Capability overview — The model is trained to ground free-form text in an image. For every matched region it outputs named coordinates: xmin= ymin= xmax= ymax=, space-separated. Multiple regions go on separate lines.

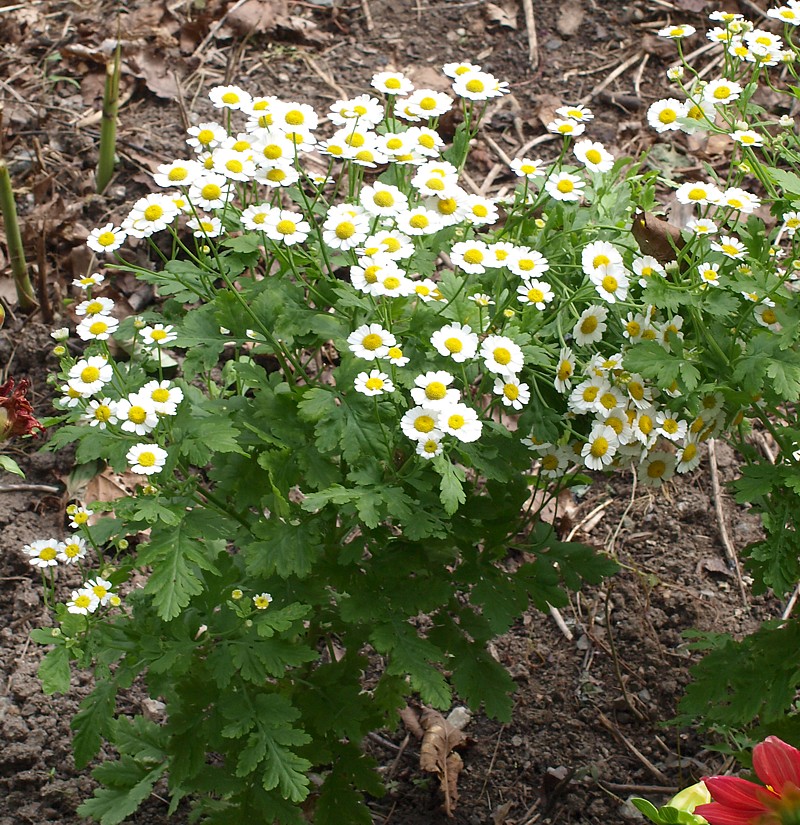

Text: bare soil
xmin=0 ymin=0 xmax=784 ymax=823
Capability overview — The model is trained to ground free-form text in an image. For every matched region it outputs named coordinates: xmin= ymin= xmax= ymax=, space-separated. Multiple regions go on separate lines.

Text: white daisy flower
xmin=410 ymin=371 xmax=460 ymax=409
xmin=480 ymin=335 xmax=524 ymax=376
xmin=354 ymin=369 xmax=394 ymax=396
xmin=86 ymin=224 xmax=127 ymax=254
xmin=703 ymin=78 xmax=743 ymax=104
xmin=127 ymin=442 xmax=168 ymax=475
xmin=430 ymin=323 xmax=479 ymax=363
xmin=450 ymin=240 xmax=491 ymax=274
xmin=508 ymin=247 xmax=550 ymax=279
xmin=711 ymin=235 xmax=747 ymax=259
xmin=493 ymin=376 xmax=530 ymax=410
xmin=545 ymin=171 xmax=584 ymax=202
xmin=556 ymin=104 xmax=594 ymax=121
xmin=66 ymin=588 xmax=99 ymax=615
xmin=57 ymin=536 xmax=87 ymax=564
xmin=416 ymin=435 xmax=444 ymax=459
xmin=371 ymin=70 xmax=414 ymax=95
xmin=554 ymin=346 xmax=575 ymax=393
xmin=360 ymin=182 xmax=408 ymax=218
xmin=400 ymin=406 xmax=442 ymax=441
xmin=75 ymin=297 xmax=115 ymax=317
xmin=82 ymin=398 xmax=118 ymax=429
xmin=582 ymin=424 xmax=619 ymax=470
xmin=590 ymin=264 xmax=629 ymax=303
xmin=574 ymin=140 xmax=614 ymax=173
xmin=647 ymin=98 xmax=686 ymax=133
xmin=68 ymin=356 xmax=113 ymax=395
xmin=572 ymin=305 xmax=608 ymax=346
xmin=675 ymin=180 xmax=723 ymax=205
xmin=516 ymin=280 xmax=554 ymax=310
xmin=209 ymin=85 xmax=252 ymax=110
xmin=547 ymin=119 xmax=586 ymax=137
xmin=188 ymin=174 xmax=232 ymax=210
xmin=438 ymin=402 xmax=483 ymax=442
xmin=23 ymin=538 xmax=60 ymax=568
xmin=639 ymin=451 xmax=677 ymax=487
xmin=139 ymin=324 xmax=177 ymax=347
xmin=347 ymin=323 xmax=396 ymax=361
xmin=139 ymin=380 xmax=184 ymax=416
xmin=116 ymin=395 xmax=159 ymax=436
xmin=510 ymin=157 xmax=545 ymax=179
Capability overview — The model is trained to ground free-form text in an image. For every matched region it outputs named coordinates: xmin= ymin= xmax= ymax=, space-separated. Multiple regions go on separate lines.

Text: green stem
xmin=96 ymin=47 xmax=121 ymax=194
xmin=0 ymin=160 xmax=37 ymax=312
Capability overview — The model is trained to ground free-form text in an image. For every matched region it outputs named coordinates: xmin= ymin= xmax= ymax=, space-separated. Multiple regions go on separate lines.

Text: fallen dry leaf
xmin=631 ymin=210 xmax=685 ymax=265
xmin=484 ymin=2 xmax=517 ymax=29
xmin=556 ymin=0 xmax=584 ymax=38
xmin=419 ymin=708 xmax=466 ymax=818
xmin=226 ymin=0 xmax=286 ymax=34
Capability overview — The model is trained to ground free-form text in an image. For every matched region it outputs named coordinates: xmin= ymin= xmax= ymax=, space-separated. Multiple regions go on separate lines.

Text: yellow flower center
xmin=473 ymin=204 xmax=488 ymax=217
xmin=285 ymin=109 xmax=304 ymax=125
xmin=463 ymin=249 xmax=483 ymax=265
xmin=385 ymin=77 xmax=401 ymax=89
xmin=466 ymin=79 xmax=485 ymax=93
xmin=409 ymin=214 xmax=429 ymax=229
xmin=583 ymin=386 xmax=599 ymax=402
xmin=448 ymin=414 xmax=465 ymax=429
xmin=419 ymin=96 xmax=437 ymax=110
xmin=221 ymin=92 xmax=239 ymax=104
xmin=600 ymin=392 xmax=617 ymax=410
xmin=386 ymin=137 xmax=403 ymax=150
xmin=277 ymin=219 xmax=297 ymax=235
xmin=383 ymin=276 xmax=401 ymax=290
xmin=346 ymin=132 xmax=366 ymax=147
xmin=557 ymin=179 xmax=574 ymax=193
xmin=682 ymin=443 xmax=697 ymax=462
xmin=659 ymin=109 xmax=677 ymax=124
xmin=585 ymin=149 xmax=601 ymax=164
xmin=581 ymin=316 xmax=598 ymax=334
xmin=197 ymin=129 xmax=214 ymax=145
xmin=129 ymin=406 xmax=147 ymax=424
xmin=425 ymin=381 xmax=447 ymax=400
xmin=629 ymin=382 xmax=644 ymax=400
xmin=423 ymin=439 xmax=439 ymax=453
xmin=336 ymin=221 xmax=356 ymax=239
xmin=168 ymin=167 xmax=188 ymax=181
xmin=437 ymin=198 xmax=458 ymax=215
xmin=365 ymin=377 xmax=384 ymax=391
xmin=593 ymin=254 xmax=610 ymax=268
xmin=762 ymin=308 xmax=777 ymax=324
xmin=383 ymin=237 xmax=401 ymax=252
xmin=542 ymin=454 xmax=559 ymax=470
xmin=713 ymin=85 xmax=731 ymax=100
xmin=151 ymin=329 xmax=167 ymax=341
xmin=444 ymin=337 xmax=463 ymax=353
xmin=89 ymin=320 xmax=109 ymax=335
xmin=226 ymin=159 xmax=244 ymax=174
xmin=95 ymin=405 xmax=112 ymax=422
xmin=201 ymin=183 xmax=221 ymax=200
xmin=40 ymin=546 xmax=57 ymax=561
xmin=648 ymin=460 xmax=666 ymax=478
xmin=362 ymin=333 xmax=383 ymax=350
xmin=85 ymin=301 xmax=103 ymax=314
xmin=527 ymin=288 xmax=545 ymax=303
xmin=267 ymin=169 xmax=286 ymax=182
xmin=74 ymin=594 xmax=92 ymax=609
xmin=687 ymin=187 xmax=707 ymax=201
xmin=415 ymin=415 xmax=436 ymax=433
xmin=374 ymin=191 xmax=395 ymax=207
xmin=138 ymin=451 xmax=156 ymax=467
xmin=557 ymin=361 xmax=572 ymax=380
xmin=503 ymin=383 xmax=519 ymax=400
xmin=144 ymin=204 xmax=164 ymax=222
xmin=639 ymin=415 xmax=653 ymax=434
xmin=590 ymin=437 xmax=609 ymax=457
xmin=493 ymin=347 xmax=511 ymax=365
xmin=364 ymin=265 xmax=380 ymax=283
xmin=97 ymin=231 xmax=116 ymax=246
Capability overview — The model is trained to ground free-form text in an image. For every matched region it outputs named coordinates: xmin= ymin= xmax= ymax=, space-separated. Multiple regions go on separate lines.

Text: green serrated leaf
xmin=78 ymin=757 xmax=166 ymax=825
xmin=38 ymin=646 xmax=71 ymax=695
xmin=72 ymin=680 xmax=117 ymax=768
xmin=434 ymin=457 xmax=466 ymax=515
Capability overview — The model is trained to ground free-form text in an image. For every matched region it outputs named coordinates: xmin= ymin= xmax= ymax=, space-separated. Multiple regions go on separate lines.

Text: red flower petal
xmin=754 ymin=736 xmax=800 ymax=793
xmin=695 ymin=800 xmax=764 ymax=825
xmin=703 ymin=776 xmax=773 ymax=811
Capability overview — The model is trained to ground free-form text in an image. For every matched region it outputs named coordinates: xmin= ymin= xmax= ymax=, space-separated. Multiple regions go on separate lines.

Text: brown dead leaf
xmin=534 ymin=94 xmax=563 ymax=130
xmin=696 ymin=557 xmax=731 ymax=577
xmin=274 ymin=14 xmax=331 ymax=44
xmin=631 ymin=210 xmax=685 ymax=265
xmin=556 ymin=0 xmax=584 ymax=38
xmin=400 ymin=705 xmax=425 ymax=739
xmin=675 ymin=0 xmax=709 ymax=11
xmin=85 ymin=467 xmax=140 ymax=506
xmin=226 ymin=0 xmax=286 ymax=34
xmin=641 ymin=34 xmax=677 ymax=59
xmin=492 ymin=800 xmax=514 ymax=824
xmin=419 ymin=708 xmax=466 ymax=817
xmin=126 ymin=50 xmax=181 ymax=100
xmin=484 ymin=2 xmax=517 ymax=29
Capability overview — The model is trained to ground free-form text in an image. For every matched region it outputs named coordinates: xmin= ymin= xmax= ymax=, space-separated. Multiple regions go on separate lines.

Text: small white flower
xmin=480 ymin=336 xmax=524 ymax=376
xmin=347 ymin=323 xmax=396 ymax=361
xmin=68 ymin=356 xmax=113 ymax=395
xmin=23 ymin=538 xmax=60 ymax=568
xmin=410 ymin=371 xmax=460 ymax=409
xmin=430 ymin=323 xmax=479 ymax=363
xmin=127 ymin=443 xmax=168 ymax=475
xmin=139 ymin=324 xmax=177 ymax=347
xmin=545 ymin=171 xmax=584 ymax=202
xmin=116 ymin=395 xmax=159 ymax=436
xmin=86 ymin=224 xmax=127 ymax=254
xmin=493 ymin=376 xmax=530 ymax=410
xmin=438 ymin=402 xmax=483 ymax=442
xmin=76 ymin=314 xmax=119 ymax=341
xmin=354 ymin=369 xmax=394 ymax=396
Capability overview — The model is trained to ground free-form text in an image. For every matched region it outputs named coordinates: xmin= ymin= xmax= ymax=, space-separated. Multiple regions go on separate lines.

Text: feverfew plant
xmin=23 ymin=14 xmax=800 ymax=816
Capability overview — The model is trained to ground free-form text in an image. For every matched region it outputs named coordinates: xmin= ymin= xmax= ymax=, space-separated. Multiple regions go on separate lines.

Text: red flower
xmin=0 ymin=377 xmax=44 ymax=440
xmin=696 ymin=736 xmax=800 ymax=825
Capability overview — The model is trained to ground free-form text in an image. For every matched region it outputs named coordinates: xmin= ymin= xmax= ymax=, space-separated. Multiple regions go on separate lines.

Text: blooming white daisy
xmin=572 ymin=305 xmax=608 ymax=346
xmin=86 ymin=224 xmax=127 ymax=254
xmin=209 ymin=85 xmax=252 ymax=110
xmin=350 ymin=256 xmax=403 ymax=295
xmin=582 ymin=424 xmax=619 ymax=470
xmin=677 ymin=438 xmax=702 ymax=473
xmin=632 ymin=256 xmax=666 ymax=287
xmin=647 ymin=98 xmax=686 ymax=133
xmin=153 ymin=159 xmax=203 ymax=189
xmin=438 ymin=402 xmax=483 ymax=442
xmin=516 ymin=279 xmax=554 ymax=310
xmin=545 ymin=171 xmax=584 ymax=202
xmin=405 ymin=125 xmax=444 ymax=158
xmin=411 ymin=278 xmax=441 ymax=302
xmin=430 ymin=323 xmax=479 ymax=363
xmin=116 ymin=395 xmax=159 ymax=436
xmin=371 ymin=70 xmax=414 ymax=95
xmin=123 ymin=193 xmax=180 ymax=238
xmin=401 ymin=88 xmax=453 ymax=120
xmin=347 ymin=323 xmax=396 ymax=361
xmin=57 ymin=383 xmax=85 ymax=407
xmin=416 ymin=435 xmax=444 ymax=459
xmin=686 ymin=217 xmax=718 ymax=236
xmin=329 ymin=94 xmax=385 ymax=128
xmin=72 ymin=273 xmax=105 ymax=289
xmin=658 ymin=23 xmax=696 ymax=38
xmin=462 ymin=195 xmax=499 ymax=226
xmin=493 ymin=376 xmax=530 ymax=410
xmin=675 ymin=180 xmax=722 ymax=205
xmin=187 ymin=216 xmax=224 ymax=238
xmin=82 ymin=398 xmax=118 ymax=429
xmin=703 ymin=78 xmax=743 ymax=104
xmin=656 ymin=411 xmax=688 ymax=441
xmin=425 ymin=192 xmax=466 ymax=227
xmin=189 ymin=174 xmax=232 ymax=210
xmin=139 ymin=324 xmax=177 ymax=347
xmin=400 ymin=406 xmax=442 ymax=441
xmin=263 ymin=210 xmax=311 ymax=246
xmin=139 ymin=380 xmax=184 ymax=416
xmin=718 ymin=187 xmax=760 ymax=213
xmin=127 ymin=443 xmax=168 ymax=475
xmin=76 ymin=297 xmax=115 ymax=317
xmin=508 ymin=247 xmax=550 ymax=279
xmin=639 ymin=451 xmax=677 ymax=487
xmin=373 ymin=270 xmax=415 ymax=298
xmin=211 ymin=147 xmax=257 ymax=182
xmin=354 ymin=369 xmax=395 ymax=396
xmin=240 ymin=203 xmax=279 ymax=231
xmin=186 ymin=122 xmax=227 ymax=152
xmin=322 ymin=206 xmax=370 ymax=250
xmin=75 ymin=314 xmax=118 ymax=342
xmin=537 ymin=445 xmax=571 ymax=478
xmin=85 ymin=577 xmax=114 ymax=606
xmin=510 ymin=157 xmax=545 ymax=179
xmin=556 ymin=104 xmax=594 ymax=122
xmin=23 ymin=538 xmax=60 ymax=568
xmin=582 ymin=241 xmax=623 ymax=277
xmin=450 ymin=240 xmax=491 ymax=274
xmin=396 ymin=206 xmax=443 ymax=236
xmin=710 ymin=235 xmax=747 ymax=259
xmin=66 ymin=588 xmax=99 ymax=615
xmin=568 ymin=377 xmax=610 ymax=415
xmin=480 ymin=335 xmax=524 ymax=376
xmin=554 ymin=346 xmax=575 ymax=393
xmin=54 ymin=540 xmax=84 ymax=571
xmin=360 ymin=182 xmax=408 ymax=218
xmin=755 ymin=303 xmax=780 ymax=329
xmin=731 ymin=129 xmax=763 ymax=147
xmin=387 ymin=346 xmax=410 ymax=367
xmin=68 ymin=356 xmax=113 ymax=395
xmin=443 ymin=61 xmax=482 ymax=78
xmin=547 ymin=119 xmax=586 ymax=137
xmin=361 ymin=230 xmax=415 ymax=260
xmin=452 ymin=70 xmax=509 ymax=100
xmin=698 ymin=261 xmax=721 ymax=287
xmin=625 ymin=374 xmax=654 ymax=410
xmin=590 ymin=265 xmax=629 ymax=303
xmin=410 ymin=371 xmax=460 ymax=409
xmin=574 ymin=140 xmax=614 ymax=173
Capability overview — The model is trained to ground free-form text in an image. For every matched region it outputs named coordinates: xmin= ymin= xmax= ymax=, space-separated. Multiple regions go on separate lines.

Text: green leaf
xmin=451 ymin=650 xmax=514 ymax=721
xmin=72 ymin=679 xmax=117 ymax=768
xmin=435 ymin=457 xmax=466 ymax=515
xmin=732 ymin=464 xmax=779 ymax=503
xmin=78 ymin=757 xmax=167 ymax=825
xmin=138 ymin=524 xmax=223 ymax=620
xmin=38 ymin=646 xmax=70 ymax=695
xmin=0 ymin=455 xmax=24 ymax=477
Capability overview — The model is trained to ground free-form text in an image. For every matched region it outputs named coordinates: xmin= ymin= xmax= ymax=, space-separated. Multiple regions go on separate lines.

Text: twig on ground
xmin=565 ymin=499 xmax=612 ymax=542
xmin=191 ymin=0 xmax=249 ymax=59
xmin=300 ymin=54 xmax=348 ymax=100
xmin=548 ymin=604 xmax=574 ymax=640
xmin=633 ymin=53 xmax=649 ymax=99
xmin=360 ymin=0 xmax=374 ymax=31
xmin=368 ymin=731 xmax=402 ymax=751
xmin=386 ymin=733 xmax=412 ymax=777
xmin=479 ymin=725 xmax=507 ymax=801
xmin=520 ymin=0 xmax=538 ymax=70
xmin=782 ymin=585 xmax=799 ymax=621
xmin=598 ymin=781 xmax=678 ymax=794
xmin=605 ymin=589 xmax=646 ymax=722
xmin=0 ymin=483 xmax=61 ymax=493
xmin=707 ymin=439 xmax=749 ymax=608
xmin=579 ymin=51 xmax=644 ymax=106
xmin=597 ymin=711 xmax=669 ymax=783
xmin=483 ymin=134 xmax=513 ymax=167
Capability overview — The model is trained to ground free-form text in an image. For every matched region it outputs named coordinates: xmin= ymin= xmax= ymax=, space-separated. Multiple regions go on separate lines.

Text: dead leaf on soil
xmin=484 ymin=2 xmax=517 ymax=29
xmin=534 ymin=94 xmax=563 ymax=130
xmin=126 ymin=49 xmax=182 ymax=100
xmin=696 ymin=556 xmax=731 ymax=577
xmin=631 ymin=210 xmax=685 ymax=265
xmin=226 ymin=0 xmax=287 ymax=34
xmin=85 ymin=466 xmax=141 ymax=506
xmin=556 ymin=0 xmax=584 ymax=38
xmin=675 ymin=0 xmax=709 ymax=11
xmin=492 ymin=800 xmax=514 ymax=824
xmin=419 ymin=708 xmax=466 ymax=818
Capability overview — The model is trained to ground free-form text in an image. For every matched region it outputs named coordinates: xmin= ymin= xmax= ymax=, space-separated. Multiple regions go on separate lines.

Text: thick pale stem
xmin=96 ymin=52 xmax=120 ymax=194
xmin=0 ymin=160 xmax=37 ymax=312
